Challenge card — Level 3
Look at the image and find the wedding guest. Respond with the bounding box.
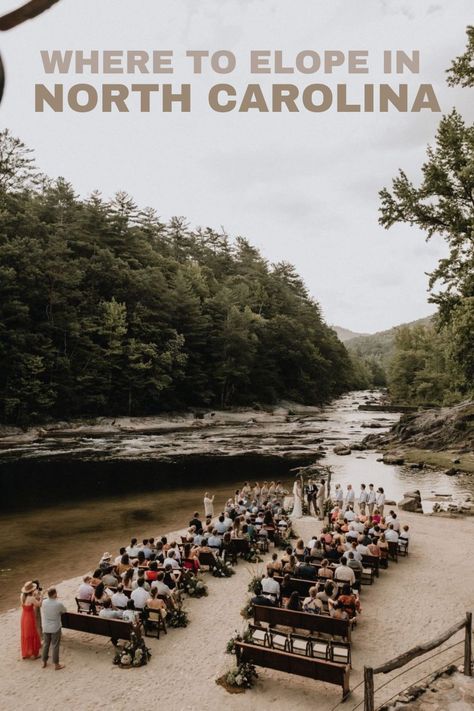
[20,581,42,660]
[41,587,66,670]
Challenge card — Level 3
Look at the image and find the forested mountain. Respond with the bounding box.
[0,130,356,425]
[332,326,369,343]
[346,315,433,366]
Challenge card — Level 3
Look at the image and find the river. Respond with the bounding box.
[0,391,472,612]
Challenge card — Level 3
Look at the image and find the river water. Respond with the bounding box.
[0,391,472,612]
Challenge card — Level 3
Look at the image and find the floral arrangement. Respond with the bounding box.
[243,544,263,563]
[182,570,208,597]
[247,575,262,594]
[113,630,151,668]
[212,557,236,578]
[240,598,254,619]
[225,661,258,689]
[226,628,251,654]
[167,608,189,628]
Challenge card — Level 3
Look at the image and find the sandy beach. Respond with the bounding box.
[0,507,473,711]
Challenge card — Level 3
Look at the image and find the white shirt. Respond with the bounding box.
[334,565,356,585]
[345,489,355,504]
[334,488,343,503]
[376,493,385,507]
[261,577,280,599]
[151,580,171,596]
[385,529,399,542]
[163,556,180,569]
[306,538,317,549]
[368,489,376,504]
[131,587,149,610]
[345,509,356,522]
[78,582,94,600]
[359,489,369,503]
[126,546,140,557]
[111,591,129,609]
[343,548,362,562]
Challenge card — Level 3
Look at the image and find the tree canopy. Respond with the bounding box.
[0,130,356,424]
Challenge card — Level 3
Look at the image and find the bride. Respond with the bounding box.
[291,476,303,519]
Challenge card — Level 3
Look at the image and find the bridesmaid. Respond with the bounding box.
[20,581,42,660]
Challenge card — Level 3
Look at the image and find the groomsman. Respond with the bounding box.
[359,483,368,515]
[334,483,344,507]
[367,484,376,516]
[345,484,355,509]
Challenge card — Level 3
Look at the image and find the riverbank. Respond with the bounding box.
[0,508,473,711]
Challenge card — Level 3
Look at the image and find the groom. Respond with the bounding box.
[306,479,317,517]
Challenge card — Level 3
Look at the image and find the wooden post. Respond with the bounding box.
[364,666,374,711]
[464,611,472,677]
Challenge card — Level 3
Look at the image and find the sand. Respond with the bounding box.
[0,509,473,711]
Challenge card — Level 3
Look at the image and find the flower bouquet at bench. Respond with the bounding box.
[113,629,151,668]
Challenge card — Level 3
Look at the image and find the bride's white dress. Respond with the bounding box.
[291,481,303,519]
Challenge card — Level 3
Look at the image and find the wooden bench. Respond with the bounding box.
[361,554,380,578]
[235,641,350,701]
[61,612,134,642]
[198,551,217,571]
[387,541,398,562]
[274,575,318,598]
[253,604,351,643]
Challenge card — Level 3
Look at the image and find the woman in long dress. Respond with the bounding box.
[20,581,42,660]
[203,492,215,518]
[291,477,303,519]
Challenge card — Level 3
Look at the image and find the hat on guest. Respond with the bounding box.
[21,581,38,594]
[101,552,112,561]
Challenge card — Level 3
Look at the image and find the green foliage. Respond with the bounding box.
[0,132,355,424]
[379,26,474,403]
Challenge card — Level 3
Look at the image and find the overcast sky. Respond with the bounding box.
[1,0,472,333]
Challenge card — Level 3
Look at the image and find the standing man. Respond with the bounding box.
[41,587,66,670]
[345,484,355,510]
[307,479,317,517]
[316,479,326,520]
[359,483,368,516]
[334,483,344,508]
[203,492,215,518]
[367,484,376,516]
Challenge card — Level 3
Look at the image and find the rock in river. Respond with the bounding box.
[333,445,352,456]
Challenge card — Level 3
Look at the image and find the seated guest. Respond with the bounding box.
[163,550,180,570]
[346,552,363,576]
[303,586,322,614]
[122,568,134,590]
[279,574,294,605]
[215,515,229,535]
[296,556,316,580]
[182,544,200,573]
[141,540,152,559]
[329,600,349,620]
[145,587,167,620]
[136,551,148,568]
[399,525,410,541]
[92,582,110,606]
[385,524,399,542]
[99,598,123,619]
[310,540,324,560]
[126,538,140,558]
[294,538,305,557]
[318,559,334,579]
[334,558,356,587]
[261,569,280,603]
[168,541,181,561]
[102,566,119,587]
[99,553,113,571]
[338,584,360,619]
[160,536,170,553]
[154,543,165,564]
[368,538,381,557]
[286,590,301,611]
[132,570,150,591]
[151,571,171,597]
[281,546,293,565]
[267,553,283,574]
[326,544,340,562]
[207,530,222,550]
[131,578,149,610]
[111,584,129,610]
[114,547,126,565]
[90,569,103,586]
[116,554,133,576]
[145,561,159,582]
[163,564,181,589]
[189,512,203,533]
[282,555,297,576]
[122,599,140,624]
[317,581,337,611]
[78,575,94,601]
[251,582,276,607]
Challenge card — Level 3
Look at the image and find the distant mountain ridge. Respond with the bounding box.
[340,314,435,365]
[332,326,370,343]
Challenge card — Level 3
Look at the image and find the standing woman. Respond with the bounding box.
[291,476,303,519]
[253,482,261,505]
[20,581,42,660]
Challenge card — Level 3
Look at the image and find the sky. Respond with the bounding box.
[1,0,472,333]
